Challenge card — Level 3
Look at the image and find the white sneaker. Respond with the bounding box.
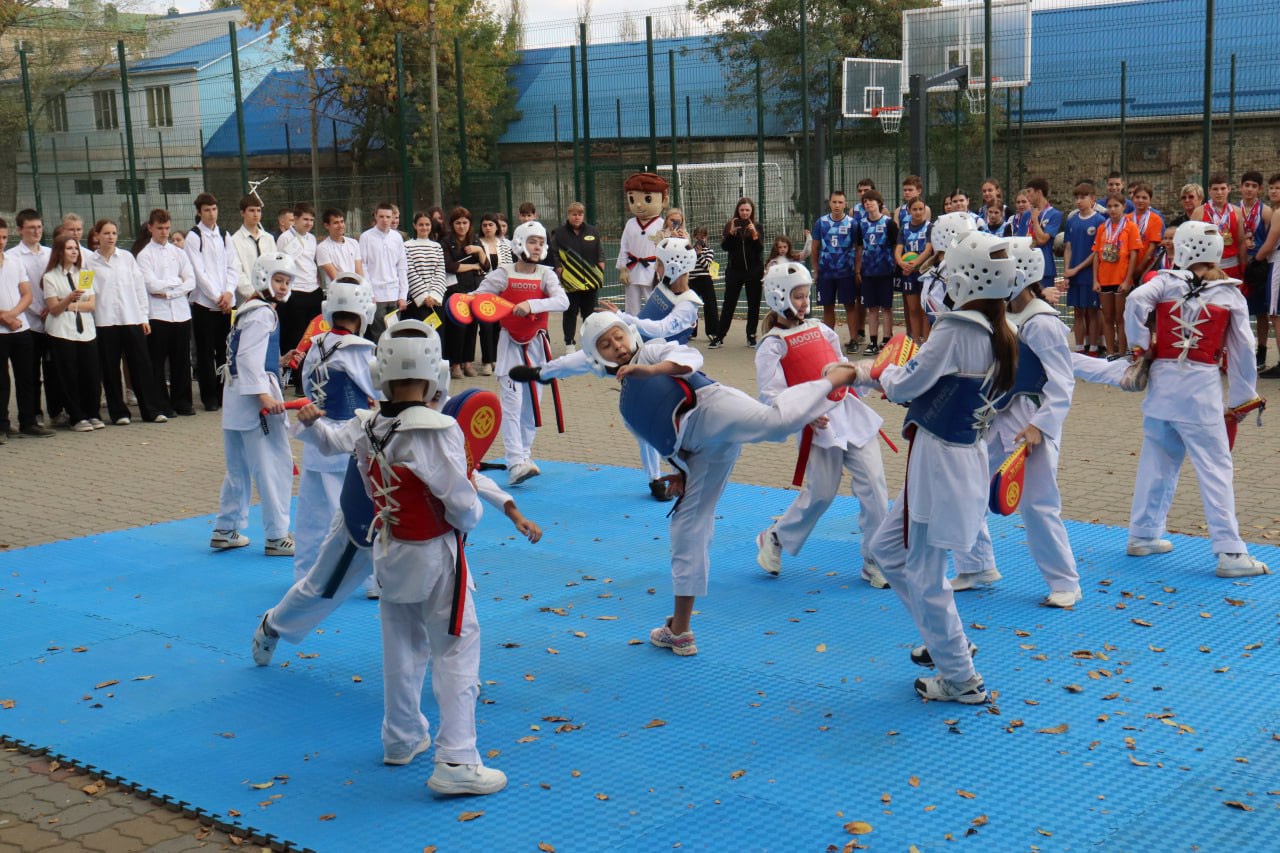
[365,584,381,600]
[251,614,278,666]
[861,560,890,589]
[950,567,1001,591]
[914,673,988,704]
[71,420,94,433]
[113,417,131,426]
[508,461,541,485]
[151,414,168,424]
[1126,537,1173,557]
[1216,553,1270,578]
[89,419,105,429]
[1043,588,1083,608]
[383,735,431,766]
[210,529,250,549]
[564,343,578,354]
[125,390,138,406]
[755,528,781,575]
[427,762,508,795]
[265,536,295,557]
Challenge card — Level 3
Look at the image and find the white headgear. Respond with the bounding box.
[1007,236,1045,296]
[945,232,1017,306]
[763,261,813,315]
[251,252,297,302]
[434,360,451,405]
[656,237,698,283]
[369,319,443,402]
[580,311,642,376]
[1174,220,1224,269]
[931,211,978,254]
[512,221,548,262]
[322,273,377,335]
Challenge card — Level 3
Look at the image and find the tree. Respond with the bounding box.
[692,0,935,116]
[240,0,520,202]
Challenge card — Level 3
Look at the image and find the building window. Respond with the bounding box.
[146,86,173,128]
[159,177,190,195]
[75,179,104,195]
[116,178,146,194]
[45,94,68,133]
[93,91,119,130]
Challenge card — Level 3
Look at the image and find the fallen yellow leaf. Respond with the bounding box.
[971,814,988,827]
[908,775,920,788]
[516,736,539,744]
[1129,754,1149,767]
[95,680,119,689]
[1131,619,1153,627]
[595,792,609,801]
[249,781,274,790]
[1224,801,1254,811]
[318,813,336,821]
[457,810,484,821]
[643,719,666,729]
[843,821,873,834]
[1037,828,1054,836]
[538,843,557,852]
[816,643,828,653]
[956,789,977,799]
[1037,724,1069,734]
[1148,644,1165,653]
[730,769,746,779]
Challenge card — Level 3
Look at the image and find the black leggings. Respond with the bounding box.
[716,267,763,342]
[688,275,719,338]
[562,289,599,345]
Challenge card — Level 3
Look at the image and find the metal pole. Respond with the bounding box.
[117,41,141,234]
[428,0,443,208]
[616,99,623,167]
[18,50,42,214]
[395,34,412,222]
[953,89,960,191]
[198,128,208,193]
[227,23,249,197]
[1227,53,1236,181]
[755,58,766,228]
[332,119,340,174]
[1017,88,1024,189]
[1201,0,1214,188]
[158,132,169,210]
[668,50,679,207]
[579,23,594,219]
[454,36,468,207]
[646,17,657,172]
[799,0,810,221]
[51,138,63,218]
[894,119,901,203]
[569,46,580,202]
[909,74,925,192]
[685,95,691,164]
[983,0,993,178]
[1119,61,1127,177]
[1004,89,1011,196]
[285,123,293,175]
[553,104,563,214]
[85,137,97,222]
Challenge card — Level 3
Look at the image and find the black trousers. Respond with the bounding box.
[98,325,162,422]
[442,284,478,366]
[688,275,719,339]
[716,267,763,342]
[191,304,230,410]
[148,319,193,415]
[278,289,324,392]
[0,330,36,430]
[562,289,600,345]
[49,336,102,424]
[478,320,499,364]
[30,330,65,419]
[366,301,399,343]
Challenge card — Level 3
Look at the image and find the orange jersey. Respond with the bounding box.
[1126,208,1164,251]
[1093,218,1142,286]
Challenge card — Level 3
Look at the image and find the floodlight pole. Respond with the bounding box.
[908,65,968,199]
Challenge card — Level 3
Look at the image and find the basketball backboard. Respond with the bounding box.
[842,58,904,119]
[902,0,1031,92]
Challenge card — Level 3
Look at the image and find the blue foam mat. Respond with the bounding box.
[3,460,1279,851]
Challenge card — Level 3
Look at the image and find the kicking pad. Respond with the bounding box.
[443,388,502,472]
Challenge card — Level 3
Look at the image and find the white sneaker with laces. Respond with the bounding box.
[914,673,988,704]
[508,461,541,485]
[427,762,508,795]
[210,529,250,549]
[1043,588,1083,608]
[564,343,578,354]
[89,419,105,429]
[755,528,782,575]
[1216,552,1270,578]
[1126,537,1173,557]
[113,416,131,426]
[383,735,432,766]
[71,420,94,433]
[251,614,278,666]
[365,583,381,600]
[125,390,138,406]
[861,560,890,589]
[950,567,1001,591]
[265,536,295,556]
[151,414,168,423]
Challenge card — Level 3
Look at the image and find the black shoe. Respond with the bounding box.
[1260,363,1280,379]
[164,410,179,419]
[649,479,675,502]
[20,424,56,438]
[707,337,724,349]
[204,404,221,412]
[746,335,757,348]
[177,409,197,417]
[844,341,858,354]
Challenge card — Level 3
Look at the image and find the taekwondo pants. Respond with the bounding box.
[954,437,1080,593]
[499,373,543,468]
[215,425,294,540]
[294,468,345,581]
[869,497,979,685]
[1129,416,1246,554]
[268,512,373,643]
[624,283,653,316]
[639,439,662,481]
[671,380,840,597]
[772,440,889,567]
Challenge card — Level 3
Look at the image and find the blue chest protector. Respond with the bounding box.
[306,337,370,422]
[637,286,694,345]
[903,374,992,446]
[228,312,281,381]
[618,371,715,457]
[339,455,375,547]
[993,339,1045,411]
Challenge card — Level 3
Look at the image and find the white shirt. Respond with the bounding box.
[136,240,195,322]
[42,267,96,342]
[5,242,50,332]
[231,226,276,300]
[315,237,362,286]
[276,228,320,293]
[185,222,240,310]
[87,249,148,327]
[358,226,408,303]
[0,257,31,335]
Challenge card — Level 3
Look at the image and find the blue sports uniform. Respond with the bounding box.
[1034,206,1063,286]
[813,213,859,306]
[897,220,932,295]
[1064,211,1104,309]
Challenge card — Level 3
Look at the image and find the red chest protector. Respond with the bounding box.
[1153,299,1230,365]
[500,271,549,344]
[368,462,453,541]
[778,323,847,402]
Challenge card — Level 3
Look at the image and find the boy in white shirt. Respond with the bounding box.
[6,210,60,427]
[315,208,364,287]
[185,192,241,412]
[276,203,322,393]
[359,202,409,340]
[137,208,197,417]
[0,217,50,439]
[231,195,277,304]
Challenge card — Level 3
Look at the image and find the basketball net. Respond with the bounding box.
[965,82,989,115]
[871,106,902,134]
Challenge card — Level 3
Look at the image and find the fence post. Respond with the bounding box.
[553,104,563,214]
[85,137,97,222]
[395,34,413,221]
[228,23,249,196]
[117,41,141,234]
[1004,89,1011,196]
[158,132,169,210]
[646,17,657,172]
[668,50,678,207]
[755,58,765,229]
[616,99,624,167]
[332,119,340,176]
[199,128,208,193]
[952,90,960,191]
[1017,88,1024,189]
[454,36,468,208]
[1119,61,1127,177]
[1227,52,1236,181]
[685,95,692,165]
[579,23,594,221]
[826,59,834,195]
[570,46,580,203]
[51,138,63,219]
[799,0,810,222]
[983,0,993,179]
[1201,0,1214,187]
[18,50,43,215]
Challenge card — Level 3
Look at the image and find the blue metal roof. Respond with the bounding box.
[500,34,792,145]
[204,68,371,157]
[1021,0,1276,122]
[130,23,273,74]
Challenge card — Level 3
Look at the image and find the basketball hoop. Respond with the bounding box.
[872,106,902,134]
[964,79,999,115]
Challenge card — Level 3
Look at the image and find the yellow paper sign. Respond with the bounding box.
[77,270,95,291]
[709,261,721,280]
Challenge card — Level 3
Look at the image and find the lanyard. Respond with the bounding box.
[1104,218,1123,245]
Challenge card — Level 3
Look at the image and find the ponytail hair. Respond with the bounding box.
[969,298,1018,393]
[760,309,791,337]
